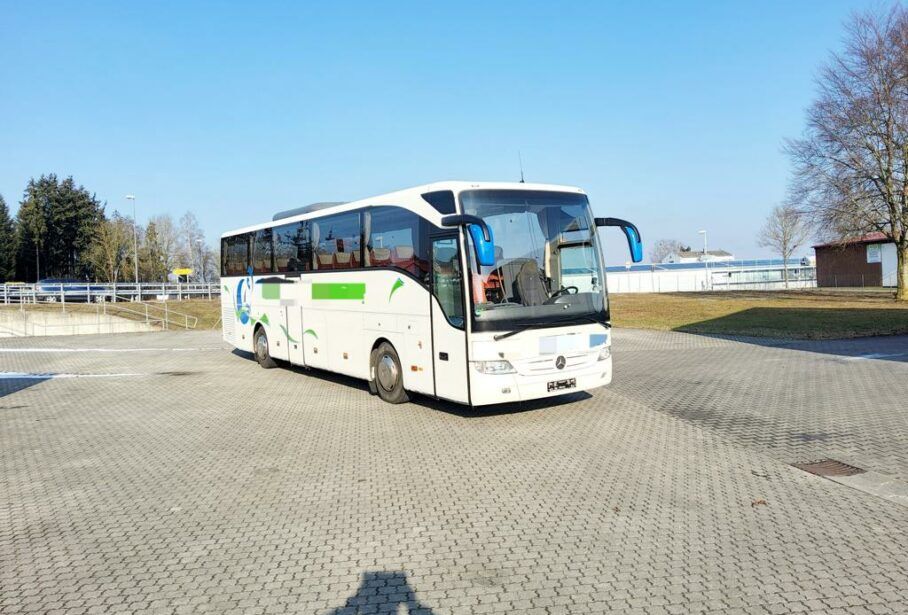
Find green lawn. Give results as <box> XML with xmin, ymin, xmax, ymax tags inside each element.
<box><xmin>610</xmin><ymin>289</ymin><xmax>908</xmax><ymax>339</ymax></box>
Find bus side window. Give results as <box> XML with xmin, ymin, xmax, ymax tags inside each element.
<box><xmin>274</xmin><ymin>221</ymin><xmax>309</xmax><ymax>272</ymax></box>
<box><xmin>252</xmin><ymin>228</ymin><xmax>274</xmax><ymax>274</ymax></box>
<box><xmin>313</xmin><ymin>212</ymin><xmax>360</xmax><ymax>270</ymax></box>
<box><xmin>222</xmin><ymin>234</ymin><xmax>250</xmax><ymax>277</ymax></box>
<box><xmin>367</xmin><ymin>206</ymin><xmax>430</xmax><ymax>279</ymax></box>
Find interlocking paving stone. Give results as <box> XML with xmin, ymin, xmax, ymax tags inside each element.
<box><xmin>610</xmin><ymin>329</ymin><xmax>908</xmax><ymax>482</ymax></box>
<box><xmin>0</xmin><ymin>329</ymin><xmax>906</xmax><ymax>614</ymax></box>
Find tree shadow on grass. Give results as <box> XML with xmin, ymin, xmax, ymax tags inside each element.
<box><xmin>674</xmin><ymin>307</ymin><xmax>908</xmax><ymax>362</ymax></box>
<box><xmin>232</xmin><ymin>348</ymin><xmax>592</xmax><ymax>416</ymax></box>
<box><xmin>326</xmin><ymin>571</ymin><xmax>435</xmax><ymax>614</ymax></box>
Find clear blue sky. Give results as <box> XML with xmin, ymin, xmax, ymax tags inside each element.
<box><xmin>0</xmin><ymin>0</ymin><xmax>867</xmax><ymax>264</ymax></box>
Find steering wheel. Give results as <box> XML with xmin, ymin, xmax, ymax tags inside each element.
<box><xmin>549</xmin><ymin>286</ymin><xmax>579</xmax><ymax>299</ymax></box>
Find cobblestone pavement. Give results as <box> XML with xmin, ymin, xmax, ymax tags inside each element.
<box><xmin>609</xmin><ymin>330</ymin><xmax>908</xmax><ymax>482</ymax></box>
<box><xmin>1</xmin><ymin>329</ymin><xmax>907</xmax><ymax>614</ymax></box>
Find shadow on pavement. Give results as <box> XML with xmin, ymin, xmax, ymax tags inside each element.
<box><xmin>418</xmin><ymin>390</ymin><xmax>592</xmax><ymax>418</ymax></box>
<box><xmin>232</xmin><ymin>348</ymin><xmax>591</xmax><ymax>415</ymax></box>
<box><xmin>675</xmin><ymin>307</ymin><xmax>908</xmax><ymax>363</ymax></box>
<box><xmin>0</xmin><ymin>376</ymin><xmax>50</xmax><ymax>398</ymax></box>
<box><xmin>326</xmin><ymin>571</ymin><xmax>435</xmax><ymax>614</ymax></box>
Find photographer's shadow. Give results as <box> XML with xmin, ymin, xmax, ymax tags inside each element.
<box><xmin>327</xmin><ymin>571</ymin><xmax>435</xmax><ymax>614</ymax></box>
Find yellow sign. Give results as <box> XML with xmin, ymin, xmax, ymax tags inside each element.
<box><xmin>172</xmin><ymin>268</ymin><xmax>193</xmax><ymax>276</ymax></box>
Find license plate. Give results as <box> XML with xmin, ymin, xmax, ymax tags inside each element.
<box><xmin>547</xmin><ymin>378</ymin><xmax>576</xmax><ymax>392</ymax></box>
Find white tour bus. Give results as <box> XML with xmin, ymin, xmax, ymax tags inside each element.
<box><xmin>220</xmin><ymin>181</ymin><xmax>642</xmax><ymax>406</ymax></box>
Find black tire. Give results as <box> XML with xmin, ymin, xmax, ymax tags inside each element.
<box><xmin>254</xmin><ymin>326</ymin><xmax>278</xmax><ymax>369</ymax></box>
<box><xmin>371</xmin><ymin>342</ymin><xmax>410</xmax><ymax>404</ymax></box>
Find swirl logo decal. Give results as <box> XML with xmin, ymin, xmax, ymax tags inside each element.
<box><xmin>231</xmin><ymin>267</ymin><xmax>269</xmax><ymax>327</ymax></box>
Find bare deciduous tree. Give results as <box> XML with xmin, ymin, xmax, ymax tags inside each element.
<box><xmin>86</xmin><ymin>213</ymin><xmax>133</xmax><ymax>283</ymax></box>
<box><xmin>786</xmin><ymin>5</ymin><xmax>908</xmax><ymax>299</ymax></box>
<box><xmin>757</xmin><ymin>205</ymin><xmax>811</xmax><ymax>288</ymax></box>
<box><xmin>179</xmin><ymin>212</ymin><xmax>206</xmax><ymax>280</ymax></box>
<box><xmin>649</xmin><ymin>239</ymin><xmax>688</xmax><ymax>263</ymax></box>
<box><xmin>147</xmin><ymin>214</ymin><xmax>180</xmax><ymax>279</ymax></box>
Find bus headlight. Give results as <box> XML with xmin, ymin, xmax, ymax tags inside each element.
<box><xmin>473</xmin><ymin>360</ymin><xmax>516</xmax><ymax>374</ymax></box>
<box><xmin>598</xmin><ymin>346</ymin><xmax>611</xmax><ymax>361</ymax></box>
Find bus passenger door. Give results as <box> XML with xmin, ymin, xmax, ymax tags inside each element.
<box><xmin>430</xmin><ymin>235</ymin><xmax>469</xmax><ymax>404</ymax></box>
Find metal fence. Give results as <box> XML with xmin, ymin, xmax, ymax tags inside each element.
<box><xmin>1</xmin><ymin>282</ymin><xmax>221</xmax><ymax>304</ymax></box>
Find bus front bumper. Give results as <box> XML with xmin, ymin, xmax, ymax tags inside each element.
<box><xmin>468</xmin><ymin>355</ymin><xmax>612</xmax><ymax>406</ymax></box>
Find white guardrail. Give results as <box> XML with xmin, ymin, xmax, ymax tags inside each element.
<box><xmin>1</xmin><ymin>282</ymin><xmax>221</xmax><ymax>304</ymax></box>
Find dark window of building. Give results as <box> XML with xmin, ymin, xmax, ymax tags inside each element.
<box><xmin>311</xmin><ymin>211</ymin><xmax>361</xmax><ymax>270</ymax></box>
<box><xmin>421</xmin><ymin>190</ymin><xmax>456</xmax><ymax>215</ymax></box>
<box><xmin>221</xmin><ymin>234</ymin><xmax>251</xmax><ymax>277</ymax></box>
<box><xmin>252</xmin><ymin>228</ymin><xmax>274</xmax><ymax>274</ymax></box>
<box><xmin>365</xmin><ymin>207</ymin><xmax>430</xmax><ymax>279</ymax></box>
<box><xmin>274</xmin><ymin>221</ymin><xmax>310</xmax><ymax>272</ymax></box>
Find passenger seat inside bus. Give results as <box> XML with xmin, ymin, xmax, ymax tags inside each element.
<box><xmin>370</xmin><ymin>247</ymin><xmax>392</xmax><ymax>267</ymax></box>
<box><xmin>391</xmin><ymin>246</ymin><xmax>415</xmax><ymax>273</ymax></box>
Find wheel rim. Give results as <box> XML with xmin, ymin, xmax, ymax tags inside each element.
<box><xmin>376</xmin><ymin>354</ymin><xmax>398</xmax><ymax>392</ymax></box>
<box><xmin>256</xmin><ymin>332</ymin><xmax>268</xmax><ymax>360</ymax></box>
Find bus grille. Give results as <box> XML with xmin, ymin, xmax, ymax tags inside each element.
<box><xmin>517</xmin><ymin>353</ymin><xmax>591</xmax><ymax>376</ymax></box>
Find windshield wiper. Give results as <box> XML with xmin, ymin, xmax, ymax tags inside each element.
<box><xmin>492</xmin><ymin>314</ymin><xmax>607</xmax><ymax>341</ymax></box>
<box><xmin>493</xmin><ymin>321</ymin><xmax>547</xmax><ymax>341</ymax></box>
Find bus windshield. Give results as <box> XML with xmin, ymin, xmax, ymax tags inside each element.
<box><xmin>461</xmin><ymin>190</ymin><xmax>608</xmax><ymax>331</ymax></box>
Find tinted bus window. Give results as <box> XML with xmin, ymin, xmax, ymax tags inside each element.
<box><xmin>222</xmin><ymin>234</ymin><xmax>250</xmax><ymax>277</ymax></box>
<box><xmin>421</xmin><ymin>190</ymin><xmax>456</xmax><ymax>214</ymax></box>
<box><xmin>274</xmin><ymin>221</ymin><xmax>310</xmax><ymax>272</ymax></box>
<box><xmin>311</xmin><ymin>212</ymin><xmax>361</xmax><ymax>270</ymax></box>
<box><xmin>366</xmin><ymin>207</ymin><xmax>429</xmax><ymax>279</ymax></box>
<box><xmin>252</xmin><ymin>228</ymin><xmax>274</xmax><ymax>274</ymax></box>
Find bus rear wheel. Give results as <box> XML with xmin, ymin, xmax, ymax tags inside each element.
<box><xmin>254</xmin><ymin>327</ymin><xmax>277</xmax><ymax>369</ymax></box>
<box><xmin>371</xmin><ymin>342</ymin><xmax>410</xmax><ymax>404</ymax></box>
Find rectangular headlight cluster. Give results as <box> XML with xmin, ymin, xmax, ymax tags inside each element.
<box><xmin>472</xmin><ymin>360</ymin><xmax>516</xmax><ymax>374</ymax></box>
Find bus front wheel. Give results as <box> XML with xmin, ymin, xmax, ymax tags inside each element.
<box><xmin>254</xmin><ymin>327</ymin><xmax>278</xmax><ymax>369</ymax></box>
<box><xmin>371</xmin><ymin>342</ymin><xmax>410</xmax><ymax>404</ymax></box>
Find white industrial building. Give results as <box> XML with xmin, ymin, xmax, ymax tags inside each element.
<box><xmin>662</xmin><ymin>249</ymin><xmax>735</xmax><ymax>264</ymax></box>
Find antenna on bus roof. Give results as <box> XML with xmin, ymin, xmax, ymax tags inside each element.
<box><xmin>518</xmin><ymin>151</ymin><xmax>526</xmax><ymax>183</ymax></box>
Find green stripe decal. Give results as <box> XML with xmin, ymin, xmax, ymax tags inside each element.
<box><xmin>304</xmin><ymin>328</ymin><xmax>318</xmax><ymax>339</ymax></box>
<box><xmin>389</xmin><ymin>278</ymin><xmax>404</xmax><ymax>301</ymax></box>
<box><xmin>279</xmin><ymin>324</ymin><xmax>299</xmax><ymax>344</ymax></box>
<box><xmin>312</xmin><ymin>282</ymin><xmax>366</xmax><ymax>300</ymax></box>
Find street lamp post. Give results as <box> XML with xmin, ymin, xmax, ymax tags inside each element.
<box><xmin>698</xmin><ymin>229</ymin><xmax>709</xmax><ymax>290</ymax></box>
<box><xmin>126</xmin><ymin>195</ymin><xmax>139</xmax><ymax>294</ymax></box>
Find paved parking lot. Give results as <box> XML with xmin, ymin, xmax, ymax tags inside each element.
<box><xmin>1</xmin><ymin>329</ymin><xmax>907</xmax><ymax>614</ymax></box>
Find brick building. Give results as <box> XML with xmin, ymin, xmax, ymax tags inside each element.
<box><xmin>813</xmin><ymin>232</ymin><xmax>897</xmax><ymax>287</ymax></box>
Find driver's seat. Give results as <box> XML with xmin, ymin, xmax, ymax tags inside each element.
<box><xmin>515</xmin><ymin>260</ymin><xmax>548</xmax><ymax>306</ymax></box>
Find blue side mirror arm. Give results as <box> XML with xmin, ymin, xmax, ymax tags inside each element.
<box><xmin>595</xmin><ymin>217</ymin><xmax>644</xmax><ymax>263</ymax></box>
<box><xmin>441</xmin><ymin>214</ymin><xmax>496</xmax><ymax>266</ymax></box>
<box><xmin>441</xmin><ymin>214</ymin><xmax>491</xmax><ymax>242</ymax></box>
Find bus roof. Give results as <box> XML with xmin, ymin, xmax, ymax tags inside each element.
<box><xmin>220</xmin><ymin>180</ymin><xmax>585</xmax><ymax>238</ymax></box>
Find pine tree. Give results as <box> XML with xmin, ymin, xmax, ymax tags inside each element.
<box><xmin>16</xmin><ymin>174</ymin><xmax>105</xmax><ymax>281</ymax></box>
<box><xmin>0</xmin><ymin>194</ymin><xmax>17</xmax><ymax>281</ymax></box>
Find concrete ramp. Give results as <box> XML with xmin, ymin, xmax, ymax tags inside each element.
<box><xmin>0</xmin><ymin>309</ymin><xmax>155</xmax><ymax>337</ymax></box>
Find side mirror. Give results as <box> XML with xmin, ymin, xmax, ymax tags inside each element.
<box><xmin>440</xmin><ymin>214</ymin><xmax>496</xmax><ymax>266</ymax></box>
<box><xmin>595</xmin><ymin>217</ymin><xmax>643</xmax><ymax>263</ymax></box>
